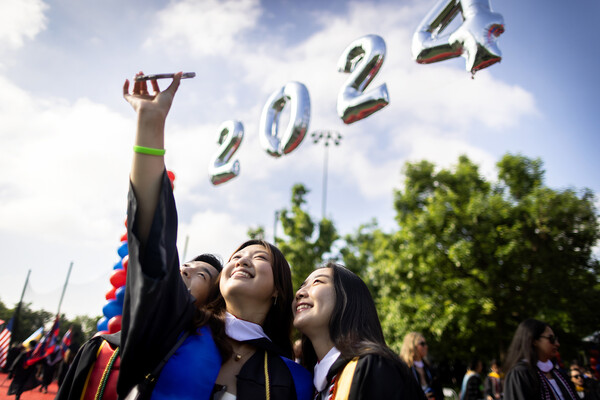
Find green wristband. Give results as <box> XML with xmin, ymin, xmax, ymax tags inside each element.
<box><xmin>133</xmin><ymin>145</ymin><xmax>166</xmax><ymax>156</ymax></box>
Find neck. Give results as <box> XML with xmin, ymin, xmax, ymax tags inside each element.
<box><xmin>226</xmin><ymin>300</ymin><xmax>269</xmax><ymax>326</ymax></box>
<box><xmin>308</xmin><ymin>333</ymin><xmax>335</xmax><ymax>361</ymax></box>
<box><xmin>414</xmin><ymin>355</ymin><xmax>423</xmax><ymax>362</ymax></box>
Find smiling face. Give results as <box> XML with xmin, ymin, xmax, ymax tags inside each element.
<box><xmin>534</xmin><ymin>326</ymin><xmax>560</xmax><ymax>362</ymax></box>
<box><xmin>292</xmin><ymin>268</ymin><xmax>336</xmax><ymax>340</ymax></box>
<box><xmin>220</xmin><ymin>244</ymin><xmax>277</xmax><ymax>309</ymax></box>
<box><xmin>180</xmin><ymin>261</ymin><xmax>219</xmax><ymax>307</ymax></box>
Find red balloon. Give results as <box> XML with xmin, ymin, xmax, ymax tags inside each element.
<box><xmin>105</xmin><ymin>287</ymin><xmax>117</xmax><ymax>300</ymax></box>
<box><xmin>167</xmin><ymin>170</ymin><xmax>176</xmax><ymax>182</ymax></box>
<box><xmin>121</xmin><ymin>255</ymin><xmax>129</xmax><ymax>271</ymax></box>
<box><xmin>108</xmin><ymin>315</ymin><xmax>122</xmax><ymax>333</ymax></box>
<box><xmin>110</xmin><ymin>269</ymin><xmax>127</xmax><ymax>288</ymax></box>
<box><xmin>120</xmin><ymin>232</ymin><xmax>127</xmax><ymax>242</ymax></box>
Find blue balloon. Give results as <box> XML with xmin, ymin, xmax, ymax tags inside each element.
<box><xmin>113</xmin><ymin>260</ymin><xmax>123</xmax><ymax>270</ymax></box>
<box><xmin>97</xmin><ymin>316</ymin><xmax>109</xmax><ymax>332</ymax></box>
<box><xmin>102</xmin><ymin>300</ymin><xmax>122</xmax><ymax>320</ymax></box>
<box><xmin>115</xmin><ymin>286</ymin><xmax>126</xmax><ymax>304</ymax></box>
<box><xmin>117</xmin><ymin>242</ymin><xmax>128</xmax><ymax>258</ymax></box>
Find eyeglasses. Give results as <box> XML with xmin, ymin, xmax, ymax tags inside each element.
<box><xmin>571</xmin><ymin>374</ymin><xmax>582</xmax><ymax>379</ymax></box>
<box><xmin>418</xmin><ymin>341</ymin><xmax>428</xmax><ymax>346</ymax></box>
<box><xmin>539</xmin><ymin>335</ymin><xmax>558</xmax><ymax>344</ymax></box>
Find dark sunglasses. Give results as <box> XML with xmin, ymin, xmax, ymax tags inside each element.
<box><xmin>571</xmin><ymin>374</ymin><xmax>582</xmax><ymax>379</ymax></box>
<box><xmin>418</xmin><ymin>341</ymin><xmax>428</xmax><ymax>346</ymax></box>
<box><xmin>539</xmin><ymin>335</ymin><xmax>558</xmax><ymax>344</ymax></box>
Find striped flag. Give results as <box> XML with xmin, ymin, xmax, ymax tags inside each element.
<box><xmin>60</xmin><ymin>328</ymin><xmax>72</xmax><ymax>357</ymax></box>
<box><xmin>27</xmin><ymin>316</ymin><xmax>60</xmax><ymax>367</ymax></box>
<box><xmin>0</xmin><ymin>317</ymin><xmax>13</xmax><ymax>369</ymax></box>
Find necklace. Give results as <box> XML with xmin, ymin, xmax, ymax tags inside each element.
<box><xmin>232</xmin><ymin>343</ymin><xmax>254</xmax><ymax>362</ymax></box>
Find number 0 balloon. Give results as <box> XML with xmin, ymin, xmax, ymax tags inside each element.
<box><xmin>337</xmin><ymin>34</ymin><xmax>389</xmax><ymax>124</ymax></box>
<box><xmin>259</xmin><ymin>81</ymin><xmax>311</xmax><ymax>158</ymax></box>
<box><xmin>412</xmin><ymin>0</ymin><xmax>504</xmax><ymax>74</ymax></box>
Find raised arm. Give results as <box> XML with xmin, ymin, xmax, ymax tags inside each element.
<box><xmin>123</xmin><ymin>71</ymin><xmax>182</xmax><ymax>244</ymax></box>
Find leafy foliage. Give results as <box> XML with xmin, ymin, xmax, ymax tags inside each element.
<box><xmin>343</xmin><ymin>154</ymin><xmax>600</xmax><ymax>361</ymax></box>
<box><xmin>276</xmin><ymin>184</ymin><xmax>339</xmax><ymax>290</ymax></box>
<box><xmin>0</xmin><ymin>298</ymin><xmax>100</xmax><ymax>352</ymax></box>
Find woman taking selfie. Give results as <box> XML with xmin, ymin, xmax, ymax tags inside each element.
<box><xmin>121</xmin><ymin>72</ymin><xmax>311</xmax><ymax>399</ymax></box>
<box><xmin>293</xmin><ymin>262</ymin><xmax>425</xmax><ymax>399</ymax></box>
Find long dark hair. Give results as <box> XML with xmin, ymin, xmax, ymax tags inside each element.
<box><xmin>187</xmin><ymin>253</ymin><xmax>232</xmax><ymax>361</ymax></box>
<box><xmin>503</xmin><ymin>318</ymin><xmax>550</xmax><ymax>373</ymax></box>
<box><xmin>214</xmin><ymin>240</ymin><xmax>294</xmax><ymax>359</ymax></box>
<box><xmin>301</xmin><ymin>262</ymin><xmax>400</xmax><ymax>370</ymax></box>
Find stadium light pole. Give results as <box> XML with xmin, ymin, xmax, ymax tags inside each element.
<box><xmin>310</xmin><ymin>130</ymin><xmax>342</xmax><ymax>220</ymax></box>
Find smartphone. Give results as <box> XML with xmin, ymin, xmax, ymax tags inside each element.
<box><xmin>134</xmin><ymin>72</ymin><xmax>196</xmax><ymax>81</ymax></box>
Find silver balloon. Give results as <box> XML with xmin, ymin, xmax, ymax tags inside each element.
<box><xmin>337</xmin><ymin>34</ymin><xmax>389</xmax><ymax>124</ymax></box>
<box><xmin>259</xmin><ymin>81</ymin><xmax>311</xmax><ymax>158</ymax></box>
<box><xmin>208</xmin><ymin>120</ymin><xmax>244</xmax><ymax>185</ymax></box>
<box><xmin>412</xmin><ymin>0</ymin><xmax>504</xmax><ymax>74</ymax></box>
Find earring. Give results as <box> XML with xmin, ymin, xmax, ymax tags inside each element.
<box><xmin>273</xmin><ymin>296</ymin><xmax>278</xmax><ymax>305</ymax></box>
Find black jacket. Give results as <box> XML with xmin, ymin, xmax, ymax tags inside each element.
<box><xmin>504</xmin><ymin>361</ymin><xmax>577</xmax><ymax>400</ymax></box>
<box><xmin>316</xmin><ymin>354</ymin><xmax>427</xmax><ymax>399</ymax></box>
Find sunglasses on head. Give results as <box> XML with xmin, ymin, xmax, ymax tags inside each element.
<box><xmin>539</xmin><ymin>334</ymin><xmax>558</xmax><ymax>344</ymax></box>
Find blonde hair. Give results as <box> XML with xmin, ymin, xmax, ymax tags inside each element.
<box><xmin>400</xmin><ymin>332</ymin><xmax>424</xmax><ymax>367</ymax></box>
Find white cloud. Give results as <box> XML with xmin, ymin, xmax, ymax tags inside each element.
<box><xmin>0</xmin><ymin>0</ymin><xmax>48</xmax><ymax>53</ymax></box>
<box><xmin>144</xmin><ymin>0</ymin><xmax>262</xmax><ymax>57</ymax></box>
<box><xmin>0</xmin><ymin>75</ymin><xmax>131</xmax><ymax>245</ymax></box>
<box><xmin>219</xmin><ymin>1</ymin><xmax>536</xmax><ymax>199</ymax></box>
<box><xmin>178</xmin><ymin>210</ymin><xmax>249</xmax><ymax>262</ymax></box>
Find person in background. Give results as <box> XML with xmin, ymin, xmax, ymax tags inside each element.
<box><xmin>483</xmin><ymin>359</ymin><xmax>503</xmax><ymax>400</ymax></box>
<box><xmin>570</xmin><ymin>365</ymin><xmax>599</xmax><ymax>400</ymax></box>
<box><xmin>293</xmin><ymin>338</ymin><xmax>303</xmax><ymax>364</ymax></box>
<box><xmin>400</xmin><ymin>332</ymin><xmax>444</xmax><ymax>399</ymax></box>
<box><xmin>293</xmin><ymin>262</ymin><xmax>426</xmax><ymax>399</ymax></box>
<box><xmin>7</xmin><ymin>340</ymin><xmax>41</xmax><ymax>400</ymax></box>
<box><xmin>503</xmin><ymin>318</ymin><xmax>577</xmax><ymax>400</ymax></box>
<box><xmin>460</xmin><ymin>358</ymin><xmax>483</xmax><ymax>400</ymax></box>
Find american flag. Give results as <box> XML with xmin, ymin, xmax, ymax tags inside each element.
<box><xmin>0</xmin><ymin>317</ymin><xmax>13</xmax><ymax>369</ymax></box>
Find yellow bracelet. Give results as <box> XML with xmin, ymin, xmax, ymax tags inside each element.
<box><xmin>133</xmin><ymin>145</ymin><xmax>165</xmax><ymax>156</ymax></box>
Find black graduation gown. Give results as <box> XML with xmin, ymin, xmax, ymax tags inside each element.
<box><xmin>410</xmin><ymin>362</ymin><xmax>444</xmax><ymax>400</ymax></box>
<box><xmin>222</xmin><ymin>338</ymin><xmax>311</xmax><ymax>400</ymax></box>
<box><xmin>504</xmin><ymin>361</ymin><xmax>578</xmax><ymax>400</ymax></box>
<box><xmin>120</xmin><ymin>170</ymin><xmax>312</xmax><ymax>400</ymax></box>
<box><xmin>55</xmin><ymin>332</ymin><xmax>120</xmax><ymax>400</ymax></box>
<box><xmin>117</xmin><ymin>170</ymin><xmax>198</xmax><ymax>397</ymax></box>
<box><xmin>7</xmin><ymin>349</ymin><xmax>41</xmax><ymax>396</ymax></box>
<box><xmin>320</xmin><ymin>354</ymin><xmax>427</xmax><ymax>400</ymax></box>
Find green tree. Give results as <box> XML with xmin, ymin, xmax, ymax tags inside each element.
<box><xmin>247</xmin><ymin>226</ymin><xmax>266</xmax><ymax>240</ymax></box>
<box><xmin>276</xmin><ymin>184</ymin><xmax>339</xmax><ymax>290</ymax></box>
<box><xmin>344</xmin><ymin>154</ymin><xmax>600</xmax><ymax>360</ymax></box>
<box><xmin>10</xmin><ymin>303</ymin><xmax>53</xmax><ymax>343</ymax></box>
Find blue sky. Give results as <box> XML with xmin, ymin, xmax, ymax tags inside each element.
<box><xmin>0</xmin><ymin>0</ymin><xmax>598</xmax><ymax>319</ymax></box>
